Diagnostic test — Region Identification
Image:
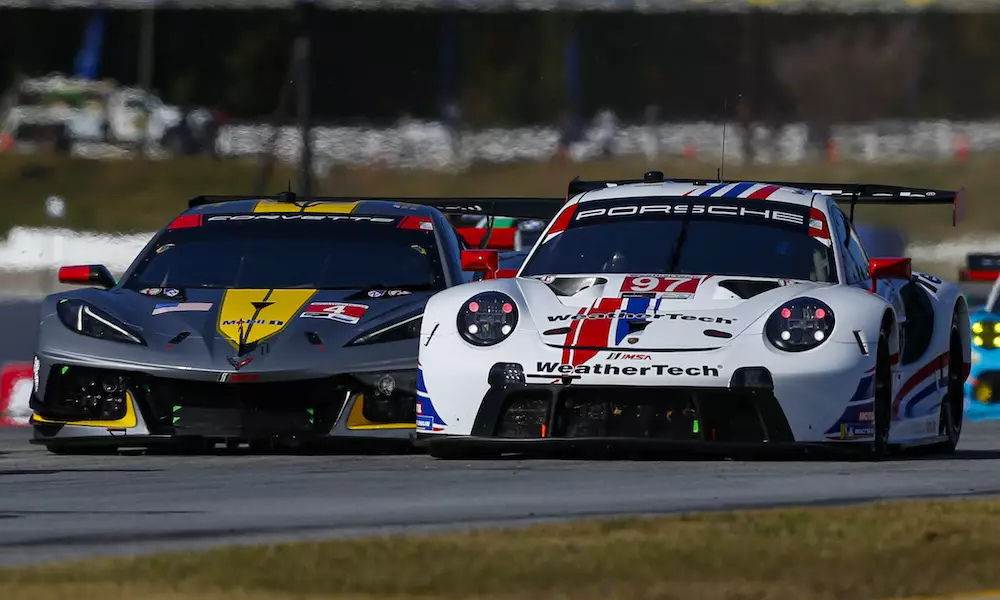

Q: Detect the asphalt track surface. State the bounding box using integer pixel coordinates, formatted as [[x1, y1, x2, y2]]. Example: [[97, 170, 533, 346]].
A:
[[3, 424, 1000, 568], [5, 297, 1000, 571]]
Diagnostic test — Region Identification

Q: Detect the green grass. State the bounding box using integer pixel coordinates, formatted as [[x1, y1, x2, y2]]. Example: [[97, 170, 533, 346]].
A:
[[2, 499, 1000, 600], [0, 152, 993, 244]]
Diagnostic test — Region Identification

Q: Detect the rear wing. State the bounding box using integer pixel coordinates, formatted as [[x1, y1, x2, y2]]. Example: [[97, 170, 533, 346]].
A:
[[187, 192, 566, 251], [567, 175, 965, 226], [960, 253, 1000, 282]]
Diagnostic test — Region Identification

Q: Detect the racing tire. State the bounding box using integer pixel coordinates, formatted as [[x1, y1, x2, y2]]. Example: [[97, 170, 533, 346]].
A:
[[934, 312, 965, 453], [861, 328, 893, 461]]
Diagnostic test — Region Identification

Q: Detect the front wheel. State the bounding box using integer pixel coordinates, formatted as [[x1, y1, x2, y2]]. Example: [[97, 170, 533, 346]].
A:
[[934, 314, 965, 453], [860, 328, 893, 461]]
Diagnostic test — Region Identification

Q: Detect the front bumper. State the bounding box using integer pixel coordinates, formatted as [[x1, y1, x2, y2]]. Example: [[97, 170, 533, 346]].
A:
[[29, 358, 417, 447], [462, 377, 796, 444]]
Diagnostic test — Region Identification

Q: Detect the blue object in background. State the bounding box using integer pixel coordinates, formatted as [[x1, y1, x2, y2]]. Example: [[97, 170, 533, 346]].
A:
[[854, 224, 908, 258], [73, 10, 106, 80], [965, 292, 1000, 421]]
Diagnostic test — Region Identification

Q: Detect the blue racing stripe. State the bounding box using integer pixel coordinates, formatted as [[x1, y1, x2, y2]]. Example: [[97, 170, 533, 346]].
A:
[[616, 297, 651, 343], [849, 375, 875, 403], [699, 183, 730, 197], [903, 381, 938, 419], [723, 182, 755, 198]]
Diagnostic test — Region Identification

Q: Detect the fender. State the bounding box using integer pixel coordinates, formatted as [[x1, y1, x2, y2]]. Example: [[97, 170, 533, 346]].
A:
[[911, 271, 971, 367]]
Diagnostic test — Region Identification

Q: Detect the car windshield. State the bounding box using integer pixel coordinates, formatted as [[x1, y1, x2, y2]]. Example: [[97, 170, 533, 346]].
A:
[[121, 214, 445, 291], [520, 197, 838, 283]]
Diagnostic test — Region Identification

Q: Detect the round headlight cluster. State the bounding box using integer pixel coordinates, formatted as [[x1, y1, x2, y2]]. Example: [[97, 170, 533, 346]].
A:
[[457, 292, 519, 346], [765, 297, 835, 352], [972, 320, 1000, 350]]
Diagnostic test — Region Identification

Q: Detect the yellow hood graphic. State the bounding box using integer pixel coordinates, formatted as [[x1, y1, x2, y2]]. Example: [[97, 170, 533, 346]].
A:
[[217, 289, 316, 351]]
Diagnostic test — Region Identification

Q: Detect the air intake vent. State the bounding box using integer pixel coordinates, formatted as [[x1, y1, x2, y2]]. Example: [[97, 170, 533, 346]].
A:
[[718, 279, 781, 299], [543, 276, 608, 297]]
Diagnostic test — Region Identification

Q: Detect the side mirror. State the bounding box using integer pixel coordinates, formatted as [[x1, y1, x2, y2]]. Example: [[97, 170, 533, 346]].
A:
[[461, 249, 500, 280], [58, 265, 116, 289], [868, 257, 912, 292], [456, 227, 518, 251]]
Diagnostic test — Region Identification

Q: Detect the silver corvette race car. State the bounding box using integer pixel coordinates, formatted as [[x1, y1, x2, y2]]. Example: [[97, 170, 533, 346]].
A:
[[28, 191, 563, 454]]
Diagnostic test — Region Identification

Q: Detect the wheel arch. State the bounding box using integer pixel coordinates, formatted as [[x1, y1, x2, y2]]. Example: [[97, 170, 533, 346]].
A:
[[954, 294, 972, 365], [880, 308, 900, 359]]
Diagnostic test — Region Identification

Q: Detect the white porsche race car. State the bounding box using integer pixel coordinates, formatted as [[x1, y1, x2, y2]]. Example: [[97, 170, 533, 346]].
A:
[[413, 172, 971, 460]]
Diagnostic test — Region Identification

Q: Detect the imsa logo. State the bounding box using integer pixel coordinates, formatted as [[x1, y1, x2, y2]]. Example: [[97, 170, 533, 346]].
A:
[[606, 352, 652, 360]]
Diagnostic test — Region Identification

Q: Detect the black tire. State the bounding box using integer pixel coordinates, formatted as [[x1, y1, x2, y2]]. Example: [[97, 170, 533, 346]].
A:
[[863, 328, 893, 461], [935, 313, 965, 453]]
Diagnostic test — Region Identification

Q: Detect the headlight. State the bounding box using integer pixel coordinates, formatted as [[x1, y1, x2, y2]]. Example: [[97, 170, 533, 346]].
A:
[[346, 313, 422, 346], [56, 299, 145, 345], [457, 292, 519, 347], [972, 320, 1000, 349], [764, 297, 834, 352]]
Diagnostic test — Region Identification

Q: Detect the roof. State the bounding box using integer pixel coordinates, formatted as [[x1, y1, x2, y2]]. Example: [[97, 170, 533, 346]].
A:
[[573, 180, 817, 207], [186, 198, 439, 218]]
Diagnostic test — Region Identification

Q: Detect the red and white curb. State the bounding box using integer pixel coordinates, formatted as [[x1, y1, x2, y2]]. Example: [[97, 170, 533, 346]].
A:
[[0, 362, 33, 427]]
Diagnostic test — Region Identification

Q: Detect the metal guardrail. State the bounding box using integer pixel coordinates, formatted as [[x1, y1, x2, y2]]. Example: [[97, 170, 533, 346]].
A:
[[2, 0, 1000, 11]]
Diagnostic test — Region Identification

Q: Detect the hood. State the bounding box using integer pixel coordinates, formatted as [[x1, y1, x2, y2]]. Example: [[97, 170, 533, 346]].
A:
[[77, 286, 428, 371], [519, 274, 829, 353]]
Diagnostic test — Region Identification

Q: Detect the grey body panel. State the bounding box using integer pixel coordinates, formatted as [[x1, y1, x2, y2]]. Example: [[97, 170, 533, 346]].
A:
[[29, 201, 488, 447]]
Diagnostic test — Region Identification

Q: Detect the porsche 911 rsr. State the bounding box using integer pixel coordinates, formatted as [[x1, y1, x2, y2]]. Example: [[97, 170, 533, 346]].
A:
[[414, 172, 971, 460], [29, 191, 562, 454]]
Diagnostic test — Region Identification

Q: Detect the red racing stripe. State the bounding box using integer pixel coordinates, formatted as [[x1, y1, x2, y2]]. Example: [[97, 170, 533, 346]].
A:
[[892, 351, 947, 418], [747, 184, 780, 199], [570, 298, 621, 366], [561, 308, 586, 364]]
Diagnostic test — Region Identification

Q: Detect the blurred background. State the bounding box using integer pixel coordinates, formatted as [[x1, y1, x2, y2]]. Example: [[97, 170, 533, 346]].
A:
[[1, 0, 999, 420]]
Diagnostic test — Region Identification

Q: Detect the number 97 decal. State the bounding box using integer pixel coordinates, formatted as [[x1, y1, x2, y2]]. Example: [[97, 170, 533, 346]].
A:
[[622, 276, 702, 294]]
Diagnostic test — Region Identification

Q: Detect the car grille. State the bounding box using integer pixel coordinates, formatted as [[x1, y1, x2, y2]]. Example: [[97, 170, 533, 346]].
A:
[[485, 385, 793, 443], [137, 376, 349, 438]]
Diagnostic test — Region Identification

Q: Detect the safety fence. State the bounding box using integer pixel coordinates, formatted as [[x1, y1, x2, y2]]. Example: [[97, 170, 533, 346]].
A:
[[54, 118, 1000, 171]]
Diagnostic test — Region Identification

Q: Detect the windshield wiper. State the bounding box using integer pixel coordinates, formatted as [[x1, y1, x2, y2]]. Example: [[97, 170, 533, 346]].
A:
[[664, 203, 696, 274]]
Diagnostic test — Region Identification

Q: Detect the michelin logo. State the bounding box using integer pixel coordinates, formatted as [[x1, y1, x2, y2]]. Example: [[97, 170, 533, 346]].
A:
[[548, 312, 734, 324], [535, 362, 720, 377]]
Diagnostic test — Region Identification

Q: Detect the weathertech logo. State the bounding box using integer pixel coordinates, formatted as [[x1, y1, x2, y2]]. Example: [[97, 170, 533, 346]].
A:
[[548, 312, 734, 325], [535, 362, 720, 377]]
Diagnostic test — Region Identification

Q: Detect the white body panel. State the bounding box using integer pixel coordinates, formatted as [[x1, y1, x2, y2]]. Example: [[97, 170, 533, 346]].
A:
[[417, 181, 971, 448]]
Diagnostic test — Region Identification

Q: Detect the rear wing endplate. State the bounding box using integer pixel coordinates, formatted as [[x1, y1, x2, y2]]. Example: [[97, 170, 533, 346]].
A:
[[567, 178, 965, 226]]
